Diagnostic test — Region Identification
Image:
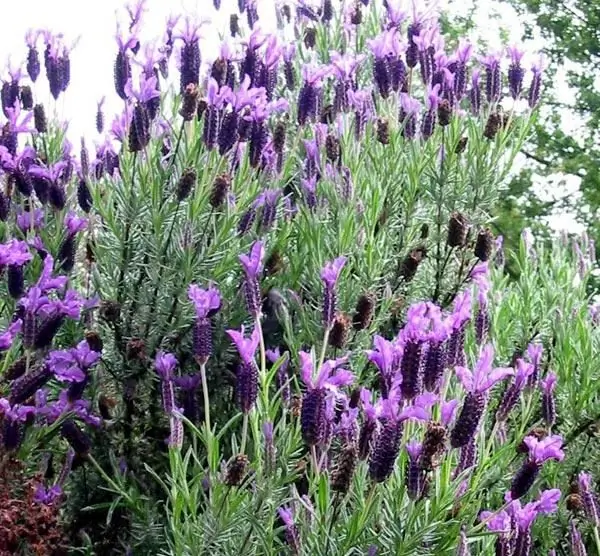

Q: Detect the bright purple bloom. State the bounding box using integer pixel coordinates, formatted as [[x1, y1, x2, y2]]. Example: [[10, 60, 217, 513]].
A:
[[399, 94, 420, 139], [507, 45, 525, 99], [480, 52, 502, 103], [496, 359, 534, 422], [239, 241, 264, 317], [155, 351, 178, 380], [510, 435, 564, 499], [366, 335, 398, 398], [321, 256, 347, 328], [0, 320, 22, 350], [227, 325, 260, 413], [47, 340, 100, 383], [451, 345, 513, 448], [277, 506, 301, 553], [188, 284, 221, 319], [469, 69, 481, 115], [570, 521, 587, 556]]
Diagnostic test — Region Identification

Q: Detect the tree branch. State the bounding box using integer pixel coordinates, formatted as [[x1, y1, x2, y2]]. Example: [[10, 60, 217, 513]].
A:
[[520, 149, 585, 179]]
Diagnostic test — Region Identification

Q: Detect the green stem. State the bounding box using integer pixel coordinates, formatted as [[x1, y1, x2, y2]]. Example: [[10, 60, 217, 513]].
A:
[[200, 361, 213, 468], [593, 526, 600, 555], [240, 412, 249, 455]]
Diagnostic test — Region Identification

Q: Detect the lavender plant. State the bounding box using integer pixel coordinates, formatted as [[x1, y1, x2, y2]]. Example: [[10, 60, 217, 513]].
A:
[[1, 0, 599, 554]]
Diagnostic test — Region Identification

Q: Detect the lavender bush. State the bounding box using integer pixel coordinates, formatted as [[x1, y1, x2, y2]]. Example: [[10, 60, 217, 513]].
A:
[[0, 0, 599, 554]]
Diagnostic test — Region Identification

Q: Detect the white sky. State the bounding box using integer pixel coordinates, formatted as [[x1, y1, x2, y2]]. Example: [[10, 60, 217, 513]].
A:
[[0, 0, 583, 232]]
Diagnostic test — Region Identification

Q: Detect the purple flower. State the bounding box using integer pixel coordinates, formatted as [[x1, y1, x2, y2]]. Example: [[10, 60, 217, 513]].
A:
[[47, 340, 100, 383], [176, 17, 207, 93], [366, 335, 398, 398], [405, 440, 426, 500], [528, 55, 545, 108], [227, 325, 260, 366], [496, 359, 534, 422], [0, 320, 22, 350], [299, 351, 353, 446], [469, 69, 481, 115], [34, 484, 62, 505], [451, 345, 513, 448], [155, 351, 178, 380], [239, 241, 265, 317], [507, 45, 525, 99], [578, 472, 600, 526], [277, 506, 301, 554], [64, 211, 88, 236], [399, 94, 420, 139], [188, 284, 221, 319], [228, 325, 260, 413], [480, 52, 502, 103], [510, 435, 564, 499], [16, 209, 44, 234], [453, 39, 473, 100], [321, 256, 347, 328], [540, 372, 557, 427]]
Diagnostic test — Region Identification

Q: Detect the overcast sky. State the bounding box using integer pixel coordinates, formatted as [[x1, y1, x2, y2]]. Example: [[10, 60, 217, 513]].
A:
[[0, 0, 581, 231]]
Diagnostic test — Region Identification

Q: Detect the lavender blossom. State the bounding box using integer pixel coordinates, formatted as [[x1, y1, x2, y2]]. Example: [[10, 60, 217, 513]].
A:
[[278, 506, 301, 554], [297, 65, 329, 125], [481, 52, 502, 103], [469, 69, 481, 115], [299, 351, 353, 446], [451, 345, 513, 448], [399, 94, 420, 139], [421, 84, 441, 140], [366, 335, 398, 398], [188, 284, 221, 363], [405, 440, 426, 500], [25, 30, 41, 82], [578, 472, 600, 526], [239, 240, 265, 317], [528, 56, 544, 109], [155, 351, 178, 414], [369, 392, 433, 483], [496, 359, 534, 422], [453, 39, 472, 100], [507, 45, 525, 99], [510, 435, 564, 499], [177, 17, 205, 93], [321, 256, 347, 329], [227, 326, 260, 413], [540, 372, 557, 428], [47, 340, 100, 383]]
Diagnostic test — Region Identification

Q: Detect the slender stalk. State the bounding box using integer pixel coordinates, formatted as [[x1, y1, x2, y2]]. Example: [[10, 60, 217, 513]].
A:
[[199, 361, 213, 469], [593, 526, 600, 555], [433, 127, 446, 303], [240, 412, 249, 455]]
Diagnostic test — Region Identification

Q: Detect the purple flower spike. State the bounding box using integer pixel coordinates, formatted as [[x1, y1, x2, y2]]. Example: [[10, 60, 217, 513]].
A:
[[510, 434, 564, 499], [578, 472, 600, 527], [405, 440, 426, 500], [495, 359, 534, 422], [528, 55, 545, 108], [299, 351, 352, 447], [321, 256, 347, 329], [239, 241, 265, 317], [469, 69, 481, 115], [507, 45, 525, 99], [540, 372, 557, 427], [570, 521, 587, 556], [366, 335, 398, 398], [177, 17, 207, 93], [227, 326, 260, 413], [451, 345, 513, 448], [278, 506, 301, 554], [480, 52, 502, 103]]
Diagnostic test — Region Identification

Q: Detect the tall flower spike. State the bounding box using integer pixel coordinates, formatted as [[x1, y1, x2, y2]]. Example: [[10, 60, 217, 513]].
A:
[[507, 45, 525, 99], [177, 17, 206, 93], [278, 507, 301, 555], [570, 521, 587, 556], [510, 434, 564, 499], [227, 326, 260, 413], [540, 372, 557, 428], [495, 359, 534, 422], [578, 472, 600, 527], [239, 241, 265, 317], [451, 345, 513, 448], [480, 52, 502, 103], [299, 350, 353, 447], [528, 55, 544, 109], [321, 256, 347, 329], [188, 284, 221, 364]]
